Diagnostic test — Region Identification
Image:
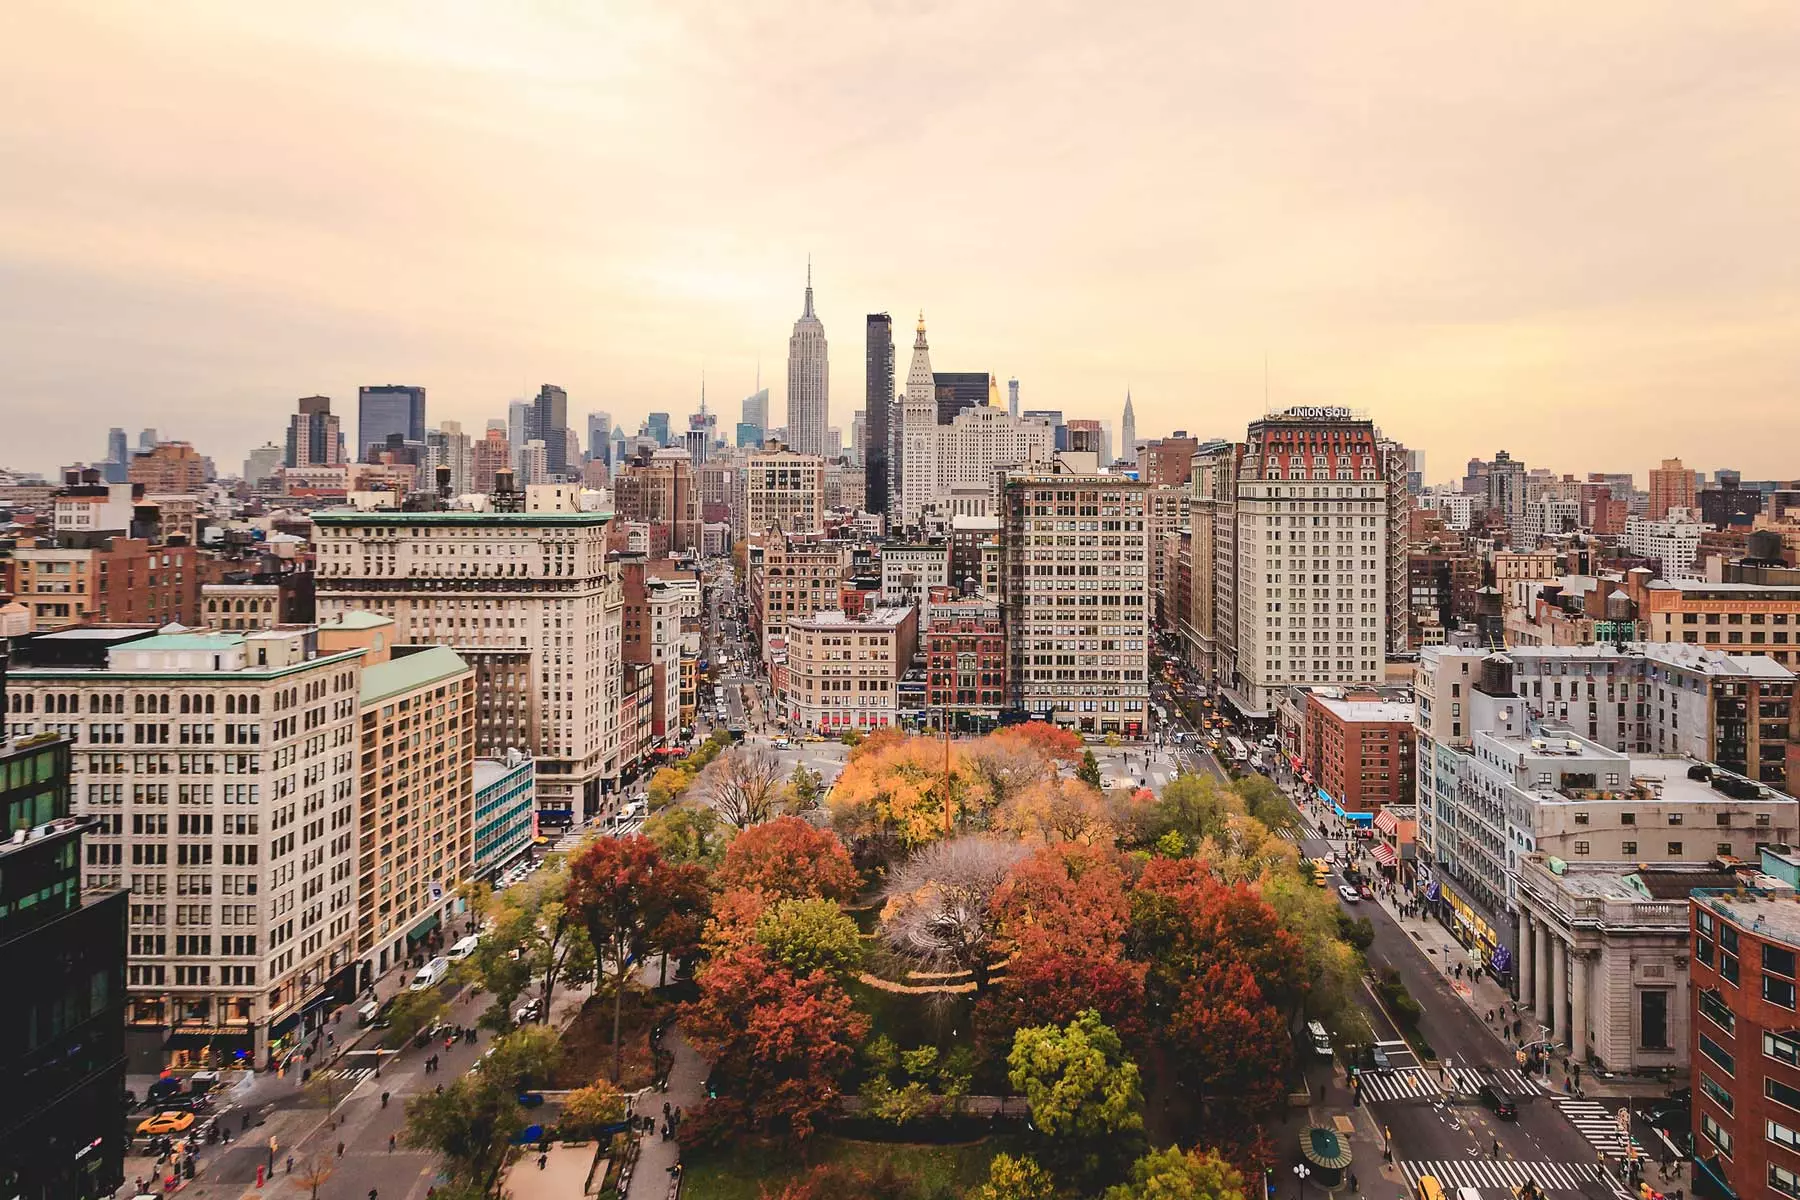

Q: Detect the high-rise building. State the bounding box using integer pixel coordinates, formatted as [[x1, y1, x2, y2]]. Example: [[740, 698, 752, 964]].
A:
[[313, 502, 625, 823], [865, 313, 894, 515], [932, 372, 987, 426], [10, 626, 364, 1071], [0, 717, 127, 1200], [127, 442, 206, 494], [643, 413, 671, 447], [1231, 406, 1387, 714], [426, 421, 474, 496], [472, 428, 512, 493], [287, 395, 343, 468], [614, 448, 700, 552], [1649, 456, 1698, 520], [785, 262, 829, 457], [742, 387, 769, 436], [746, 447, 826, 536], [137, 429, 157, 452], [243, 442, 283, 489], [508, 400, 532, 460], [898, 314, 937, 528], [103, 427, 129, 483], [849, 409, 866, 470], [1121, 392, 1137, 465], [533, 385, 569, 478], [999, 457, 1151, 733], [735, 422, 763, 449], [1188, 441, 1242, 686], [586, 412, 613, 466], [357, 385, 426, 462], [1007, 379, 1020, 419]]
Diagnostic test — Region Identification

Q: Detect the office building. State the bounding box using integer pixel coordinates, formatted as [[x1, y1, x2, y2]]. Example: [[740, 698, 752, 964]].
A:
[[742, 387, 768, 437], [881, 544, 950, 617], [1627, 510, 1706, 580], [1188, 441, 1242, 687], [1299, 687, 1416, 818], [312, 502, 624, 824], [127, 442, 206, 494], [9, 539, 202, 632], [614, 448, 699, 552], [1140, 435, 1200, 488], [533, 384, 569, 479], [286, 396, 344, 469], [1231, 406, 1388, 716], [8, 626, 365, 1070], [643, 412, 671, 447], [426, 421, 474, 497], [473, 751, 534, 879], [736, 421, 763, 450], [618, 557, 691, 751], [357, 385, 427, 462], [1649, 458, 1698, 521], [999, 457, 1150, 734], [748, 533, 851, 659], [932, 371, 988, 426], [1640, 578, 1800, 670], [924, 593, 1006, 722], [471, 428, 512, 494], [0, 725, 128, 1200], [780, 607, 918, 733], [1007, 379, 1019, 419], [586, 412, 613, 467], [849, 409, 866, 470], [786, 264, 829, 457], [508, 400, 532, 460], [105, 427, 129, 483], [746, 446, 826, 535], [244, 443, 284, 490]]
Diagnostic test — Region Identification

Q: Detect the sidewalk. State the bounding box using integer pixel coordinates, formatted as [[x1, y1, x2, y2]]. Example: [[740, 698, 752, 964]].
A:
[[623, 1028, 705, 1200]]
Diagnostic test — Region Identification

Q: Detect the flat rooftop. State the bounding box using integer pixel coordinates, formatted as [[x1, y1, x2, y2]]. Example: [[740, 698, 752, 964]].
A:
[[790, 606, 914, 629], [1540, 861, 1742, 903], [1696, 890, 1800, 950]]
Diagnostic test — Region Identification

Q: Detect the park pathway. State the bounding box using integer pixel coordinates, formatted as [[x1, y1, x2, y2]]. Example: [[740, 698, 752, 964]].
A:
[[623, 1027, 705, 1199]]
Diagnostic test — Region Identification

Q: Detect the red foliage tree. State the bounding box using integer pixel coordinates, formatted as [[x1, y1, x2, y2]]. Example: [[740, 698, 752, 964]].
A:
[[1165, 959, 1292, 1119], [994, 842, 1133, 957], [565, 835, 710, 1080], [977, 948, 1148, 1049], [682, 947, 869, 1145], [1128, 857, 1306, 1015], [988, 721, 1086, 762], [715, 816, 859, 904]]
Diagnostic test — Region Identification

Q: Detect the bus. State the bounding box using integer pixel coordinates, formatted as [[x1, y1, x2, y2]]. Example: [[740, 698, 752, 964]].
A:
[[1224, 736, 1250, 764]]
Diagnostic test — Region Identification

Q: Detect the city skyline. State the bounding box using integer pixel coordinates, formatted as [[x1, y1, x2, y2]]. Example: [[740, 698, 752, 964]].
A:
[[5, 5, 1800, 478]]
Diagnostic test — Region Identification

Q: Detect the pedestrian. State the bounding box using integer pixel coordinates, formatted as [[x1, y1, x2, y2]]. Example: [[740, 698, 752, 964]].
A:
[[1492, 1140, 1500, 1159], [381, 1090, 390, 1108], [337, 1141, 345, 1158], [287, 1154, 294, 1174], [389, 1133, 397, 1153], [1349, 1174, 1358, 1192], [539, 1152, 549, 1169]]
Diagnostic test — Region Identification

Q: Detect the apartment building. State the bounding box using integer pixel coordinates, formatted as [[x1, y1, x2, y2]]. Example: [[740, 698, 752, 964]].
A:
[[619, 557, 689, 745], [1144, 484, 1188, 618], [7, 626, 364, 1071], [1300, 687, 1416, 819], [781, 607, 918, 733], [924, 593, 1005, 721], [311, 502, 623, 823], [1232, 407, 1389, 718], [614, 448, 699, 552], [1186, 441, 1238, 683], [748, 532, 851, 661], [317, 617, 475, 986], [999, 457, 1150, 735], [880, 543, 950, 618], [127, 442, 206, 494], [1641, 579, 1800, 669], [8, 539, 202, 632], [745, 446, 826, 535]]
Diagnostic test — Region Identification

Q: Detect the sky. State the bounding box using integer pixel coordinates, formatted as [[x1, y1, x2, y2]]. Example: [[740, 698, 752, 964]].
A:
[[3, 1, 1799, 484]]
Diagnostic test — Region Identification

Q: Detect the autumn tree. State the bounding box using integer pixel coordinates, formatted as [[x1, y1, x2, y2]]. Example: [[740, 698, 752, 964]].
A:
[[990, 721, 1086, 763], [965, 733, 1058, 810], [1165, 960, 1291, 1119], [1102, 1145, 1249, 1200], [566, 835, 711, 1080], [642, 803, 729, 869], [714, 816, 858, 903], [682, 947, 869, 1145], [994, 842, 1132, 956], [787, 764, 824, 811], [1231, 773, 1293, 831], [1123, 771, 1243, 849], [828, 735, 995, 849], [970, 1153, 1060, 1200], [403, 1072, 523, 1188], [1007, 1009, 1143, 1140], [880, 836, 1026, 991], [702, 745, 788, 827], [758, 1162, 913, 1200], [466, 862, 595, 1032], [647, 765, 696, 812], [1127, 856, 1306, 1017], [559, 1078, 626, 1139], [993, 776, 1118, 845], [755, 897, 864, 980], [977, 950, 1148, 1051]]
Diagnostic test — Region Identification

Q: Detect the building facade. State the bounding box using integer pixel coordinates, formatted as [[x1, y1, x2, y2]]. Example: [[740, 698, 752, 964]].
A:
[[357, 385, 427, 462], [780, 607, 918, 733], [473, 751, 535, 876], [924, 594, 1005, 721], [786, 266, 829, 458], [746, 447, 826, 535]]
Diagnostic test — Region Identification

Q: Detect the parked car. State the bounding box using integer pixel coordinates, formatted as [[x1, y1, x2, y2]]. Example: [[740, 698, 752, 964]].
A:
[[136, 1111, 196, 1137], [1337, 884, 1362, 904], [1478, 1082, 1519, 1119], [516, 998, 543, 1025]]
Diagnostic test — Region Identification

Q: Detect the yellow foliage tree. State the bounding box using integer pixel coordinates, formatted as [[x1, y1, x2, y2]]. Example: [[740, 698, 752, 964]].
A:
[[992, 776, 1118, 846], [827, 736, 994, 849]]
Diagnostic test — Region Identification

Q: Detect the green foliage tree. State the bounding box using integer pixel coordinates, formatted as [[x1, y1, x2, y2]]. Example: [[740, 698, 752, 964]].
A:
[[787, 764, 824, 811], [383, 987, 447, 1043], [464, 863, 595, 1033], [1007, 1009, 1143, 1140], [971, 1153, 1060, 1200], [1076, 750, 1103, 790], [1230, 774, 1292, 830], [643, 803, 729, 869], [754, 897, 864, 979], [1102, 1145, 1249, 1200], [478, 1024, 561, 1091], [402, 1073, 523, 1189]]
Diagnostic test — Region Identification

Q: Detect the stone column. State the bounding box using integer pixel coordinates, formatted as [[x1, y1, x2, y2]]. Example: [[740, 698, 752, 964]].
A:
[[1552, 936, 1569, 1050], [1534, 920, 1552, 1027], [1517, 911, 1535, 1010], [1571, 947, 1589, 1063]]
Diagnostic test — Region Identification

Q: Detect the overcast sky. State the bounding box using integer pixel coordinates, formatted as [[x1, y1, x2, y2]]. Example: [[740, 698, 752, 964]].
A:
[[4, 1, 1798, 483]]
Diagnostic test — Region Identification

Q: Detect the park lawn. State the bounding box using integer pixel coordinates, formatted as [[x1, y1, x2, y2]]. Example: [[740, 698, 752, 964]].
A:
[[681, 1134, 1015, 1200]]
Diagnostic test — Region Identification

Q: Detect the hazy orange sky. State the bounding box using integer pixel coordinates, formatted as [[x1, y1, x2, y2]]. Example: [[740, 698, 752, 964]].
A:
[[4, 2, 1799, 482]]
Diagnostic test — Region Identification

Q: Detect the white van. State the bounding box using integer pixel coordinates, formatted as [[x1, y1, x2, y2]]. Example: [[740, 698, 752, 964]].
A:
[[1306, 1020, 1333, 1058], [447, 935, 480, 962], [409, 955, 450, 991]]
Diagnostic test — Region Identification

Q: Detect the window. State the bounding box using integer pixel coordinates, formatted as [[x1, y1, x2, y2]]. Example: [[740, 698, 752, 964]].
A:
[[1575, 812, 1590, 825], [1767, 1076, 1800, 1113], [1621, 812, 1637, 825], [1765, 975, 1796, 1009], [1718, 843, 1734, 856], [1669, 842, 1684, 856], [1699, 989, 1736, 1035], [1703, 1111, 1734, 1157], [1700, 1032, 1736, 1075], [1702, 1072, 1735, 1114], [1773, 1165, 1800, 1200], [1770, 1119, 1800, 1153], [1642, 988, 1670, 1050], [1669, 812, 1685, 825], [1767, 946, 1797, 977], [1767, 1031, 1800, 1066], [1574, 841, 1591, 855], [1623, 841, 1639, 856]]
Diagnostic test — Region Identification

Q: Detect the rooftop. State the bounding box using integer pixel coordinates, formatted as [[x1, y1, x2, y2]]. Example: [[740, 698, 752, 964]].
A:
[[312, 510, 613, 526], [790, 606, 915, 630], [1650, 579, 1800, 595], [474, 755, 533, 788], [361, 646, 471, 705], [320, 612, 394, 631], [1695, 889, 1800, 949], [1314, 695, 1416, 724], [1531, 858, 1741, 903], [118, 633, 244, 653]]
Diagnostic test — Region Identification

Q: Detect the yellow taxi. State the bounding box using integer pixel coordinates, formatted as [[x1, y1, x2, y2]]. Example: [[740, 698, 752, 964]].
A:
[[136, 1110, 196, 1136]]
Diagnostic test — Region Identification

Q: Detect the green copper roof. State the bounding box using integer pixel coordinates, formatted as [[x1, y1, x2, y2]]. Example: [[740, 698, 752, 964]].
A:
[[360, 646, 472, 705]]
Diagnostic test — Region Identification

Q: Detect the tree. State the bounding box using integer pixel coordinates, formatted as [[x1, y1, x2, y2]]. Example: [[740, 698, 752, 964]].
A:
[[1075, 749, 1103, 790], [994, 842, 1133, 957], [702, 745, 788, 827], [1165, 960, 1291, 1119], [880, 836, 1027, 992], [787, 763, 824, 811], [403, 1073, 523, 1188], [1007, 1008, 1143, 1140], [682, 947, 869, 1144], [560, 1079, 626, 1139], [715, 816, 858, 903], [1127, 857, 1307, 1017], [759, 1162, 913, 1200], [382, 987, 447, 1043], [642, 803, 729, 869], [970, 1153, 1060, 1200], [1102, 1145, 1249, 1200], [465, 863, 595, 1032], [1125, 772, 1242, 848], [566, 835, 711, 1080], [647, 765, 695, 812], [1231, 774, 1292, 831], [827, 735, 995, 849], [993, 776, 1118, 846], [978, 949, 1148, 1049], [478, 1025, 561, 1091], [988, 721, 1085, 763], [965, 734, 1058, 810], [292, 1152, 336, 1200], [755, 897, 864, 980]]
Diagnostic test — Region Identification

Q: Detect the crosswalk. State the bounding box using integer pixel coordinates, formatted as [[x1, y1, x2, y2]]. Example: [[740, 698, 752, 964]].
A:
[[1400, 1158, 1612, 1194], [309, 1065, 375, 1085], [1557, 1098, 1646, 1158], [1357, 1065, 1545, 1104]]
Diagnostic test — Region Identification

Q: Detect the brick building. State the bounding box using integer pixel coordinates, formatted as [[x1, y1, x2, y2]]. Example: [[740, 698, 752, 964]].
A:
[[127, 442, 206, 494], [924, 592, 1005, 723], [1300, 686, 1416, 819]]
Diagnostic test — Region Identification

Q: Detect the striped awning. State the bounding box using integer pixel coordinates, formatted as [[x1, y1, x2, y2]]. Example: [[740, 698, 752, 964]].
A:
[[1370, 842, 1398, 867]]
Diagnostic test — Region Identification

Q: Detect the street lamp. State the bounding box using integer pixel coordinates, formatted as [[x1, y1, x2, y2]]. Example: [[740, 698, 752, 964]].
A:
[[1293, 1161, 1313, 1200]]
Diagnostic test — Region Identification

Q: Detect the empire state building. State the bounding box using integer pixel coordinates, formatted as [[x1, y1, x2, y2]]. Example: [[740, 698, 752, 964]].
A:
[[785, 262, 829, 458]]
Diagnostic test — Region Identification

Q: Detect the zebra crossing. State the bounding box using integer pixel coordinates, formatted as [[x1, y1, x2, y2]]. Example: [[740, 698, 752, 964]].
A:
[[1400, 1158, 1611, 1194], [1356, 1065, 1545, 1104], [1557, 1098, 1646, 1158], [309, 1065, 375, 1085]]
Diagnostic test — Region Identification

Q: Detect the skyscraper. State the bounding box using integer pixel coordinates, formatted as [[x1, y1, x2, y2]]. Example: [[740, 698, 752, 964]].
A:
[[644, 413, 672, 447], [742, 385, 769, 435], [899, 313, 936, 528], [1121, 391, 1137, 465], [587, 411, 612, 466], [865, 313, 894, 515], [286, 394, 343, 468], [932, 372, 988, 425], [533, 384, 569, 478], [357, 385, 426, 461], [1007, 378, 1020, 419], [786, 261, 829, 457], [1649, 457, 1697, 520], [103, 427, 128, 483]]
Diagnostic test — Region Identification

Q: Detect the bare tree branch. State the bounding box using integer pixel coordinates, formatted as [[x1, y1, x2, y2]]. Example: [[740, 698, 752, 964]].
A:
[[702, 746, 787, 828], [879, 836, 1028, 992]]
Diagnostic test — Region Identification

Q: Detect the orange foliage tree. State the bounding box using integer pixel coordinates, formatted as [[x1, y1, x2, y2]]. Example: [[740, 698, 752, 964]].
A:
[[826, 735, 994, 850], [987, 722, 1086, 763]]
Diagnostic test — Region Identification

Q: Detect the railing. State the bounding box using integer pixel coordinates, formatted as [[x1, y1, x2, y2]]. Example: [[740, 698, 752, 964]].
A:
[[1518, 858, 1692, 930]]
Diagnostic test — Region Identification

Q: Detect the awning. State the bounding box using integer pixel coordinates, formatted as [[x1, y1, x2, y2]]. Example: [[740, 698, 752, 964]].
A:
[[1370, 843, 1398, 867], [405, 911, 441, 944], [1302, 1127, 1352, 1169]]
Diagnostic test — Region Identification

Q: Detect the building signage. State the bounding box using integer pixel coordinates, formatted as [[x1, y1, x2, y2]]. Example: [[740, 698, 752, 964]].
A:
[[1277, 406, 1355, 421]]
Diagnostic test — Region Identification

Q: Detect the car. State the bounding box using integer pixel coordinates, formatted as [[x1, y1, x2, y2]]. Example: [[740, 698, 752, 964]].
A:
[[1337, 884, 1361, 904], [1477, 1082, 1519, 1119], [1368, 1044, 1392, 1072], [516, 998, 543, 1025], [136, 1111, 196, 1137]]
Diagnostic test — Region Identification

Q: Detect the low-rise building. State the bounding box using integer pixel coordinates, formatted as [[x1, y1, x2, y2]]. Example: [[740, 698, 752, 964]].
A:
[[781, 607, 918, 733], [473, 751, 535, 880], [1300, 687, 1416, 821], [924, 593, 1005, 725]]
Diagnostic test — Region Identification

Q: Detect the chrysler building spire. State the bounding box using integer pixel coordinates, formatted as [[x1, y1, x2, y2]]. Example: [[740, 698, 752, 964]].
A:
[[1121, 390, 1137, 465]]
